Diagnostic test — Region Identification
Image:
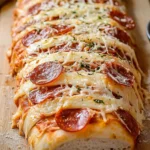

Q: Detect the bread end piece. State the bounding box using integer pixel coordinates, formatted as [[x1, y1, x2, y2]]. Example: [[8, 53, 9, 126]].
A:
[[56, 138, 132, 150], [28, 115, 135, 150]]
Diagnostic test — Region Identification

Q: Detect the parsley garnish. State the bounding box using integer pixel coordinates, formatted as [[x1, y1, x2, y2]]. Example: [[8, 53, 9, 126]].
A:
[[77, 87, 81, 92], [94, 99, 104, 104], [101, 55, 105, 57], [73, 36, 76, 41], [87, 42, 95, 48], [77, 72, 83, 76], [98, 16, 102, 20], [80, 62, 85, 68], [88, 72, 94, 75], [80, 62, 90, 69]]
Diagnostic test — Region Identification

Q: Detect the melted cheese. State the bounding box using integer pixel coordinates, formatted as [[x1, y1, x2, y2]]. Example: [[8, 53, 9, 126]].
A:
[[13, 3, 124, 33], [22, 95, 123, 137], [13, 18, 122, 42], [23, 85, 144, 138], [14, 69, 144, 136], [19, 52, 141, 84], [25, 33, 134, 55], [15, 72, 106, 100]]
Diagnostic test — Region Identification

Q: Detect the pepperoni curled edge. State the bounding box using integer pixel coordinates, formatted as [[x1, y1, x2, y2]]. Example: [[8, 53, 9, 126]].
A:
[[104, 62, 134, 87], [93, 0, 119, 5], [28, 0, 120, 16], [22, 25, 74, 47], [100, 25, 132, 46], [55, 109, 91, 132], [115, 109, 140, 139], [29, 62, 63, 85], [29, 86, 63, 104], [28, 3, 42, 15], [110, 10, 135, 30]]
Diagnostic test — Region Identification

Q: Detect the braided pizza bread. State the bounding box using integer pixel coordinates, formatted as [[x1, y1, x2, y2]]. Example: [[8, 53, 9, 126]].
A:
[[8, 0, 146, 149]]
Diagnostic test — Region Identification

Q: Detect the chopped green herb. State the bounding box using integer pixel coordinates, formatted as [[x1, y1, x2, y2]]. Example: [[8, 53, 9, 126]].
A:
[[80, 62, 90, 69], [94, 99, 104, 104], [73, 36, 76, 41], [88, 72, 94, 75], [77, 72, 83, 76], [77, 87, 81, 92], [97, 46, 101, 49], [98, 16, 102, 20], [72, 11, 76, 14], [83, 15, 86, 18], [37, 45, 40, 48], [87, 42, 95, 48], [95, 7, 99, 10], [101, 55, 105, 57]]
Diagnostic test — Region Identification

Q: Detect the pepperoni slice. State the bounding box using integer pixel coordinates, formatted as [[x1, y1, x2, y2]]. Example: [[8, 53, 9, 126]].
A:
[[93, 0, 119, 5], [22, 28, 52, 47], [101, 26, 132, 46], [28, 0, 63, 16], [115, 109, 140, 139], [52, 25, 75, 35], [50, 16, 60, 21], [110, 10, 135, 30], [28, 1, 56, 15], [104, 62, 134, 86], [114, 28, 132, 45], [100, 46, 124, 58], [96, 46, 132, 62], [55, 109, 91, 132], [28, 3, 41, 15], [22, 30, 39, 47], [29, 62, 63, 85], [29, 86, 63, 104], [22, 25, 74, 47]]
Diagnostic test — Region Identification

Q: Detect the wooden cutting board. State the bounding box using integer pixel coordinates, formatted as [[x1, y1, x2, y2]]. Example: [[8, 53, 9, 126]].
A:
[[0, 0, 150, 150]]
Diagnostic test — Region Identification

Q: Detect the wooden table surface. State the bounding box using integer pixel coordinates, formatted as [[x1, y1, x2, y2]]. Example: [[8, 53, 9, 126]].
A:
[[0, 0, 150, 150]]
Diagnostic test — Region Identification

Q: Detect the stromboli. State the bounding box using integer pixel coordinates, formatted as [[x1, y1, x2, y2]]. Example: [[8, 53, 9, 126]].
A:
[[9, 0, 147, 150]]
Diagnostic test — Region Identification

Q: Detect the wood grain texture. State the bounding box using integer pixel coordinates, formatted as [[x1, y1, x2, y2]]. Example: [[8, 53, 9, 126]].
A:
[[0, 0, 150, 150], [0, 1, 28, 150]]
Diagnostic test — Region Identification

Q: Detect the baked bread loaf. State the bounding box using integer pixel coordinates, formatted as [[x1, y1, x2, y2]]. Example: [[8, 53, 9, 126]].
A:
[[8, 0, 145, 149]]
